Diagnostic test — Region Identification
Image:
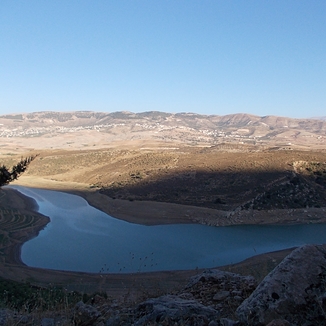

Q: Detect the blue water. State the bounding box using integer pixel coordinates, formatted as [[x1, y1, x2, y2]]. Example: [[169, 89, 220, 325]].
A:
[[10, 186, 326, 274]]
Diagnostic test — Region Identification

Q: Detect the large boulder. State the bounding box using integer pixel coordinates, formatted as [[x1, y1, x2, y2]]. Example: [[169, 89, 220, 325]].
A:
[[73, 301, 101, 325], [133, 294, 220, 325], [236, 244, 326, 325], [184, 269, 257, 319]]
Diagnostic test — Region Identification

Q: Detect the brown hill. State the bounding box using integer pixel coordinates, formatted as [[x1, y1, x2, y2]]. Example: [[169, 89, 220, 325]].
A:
[[1, 111, 325, 151], [30, 148, 326, 210]]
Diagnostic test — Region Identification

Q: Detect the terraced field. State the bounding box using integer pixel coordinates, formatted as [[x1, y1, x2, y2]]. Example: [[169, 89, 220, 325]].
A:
[[0, 209, 39, 232], [0, 189, 49, 265]]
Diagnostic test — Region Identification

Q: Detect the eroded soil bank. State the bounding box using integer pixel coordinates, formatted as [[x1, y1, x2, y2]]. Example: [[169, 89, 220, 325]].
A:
[[11, 176, 326, 226]]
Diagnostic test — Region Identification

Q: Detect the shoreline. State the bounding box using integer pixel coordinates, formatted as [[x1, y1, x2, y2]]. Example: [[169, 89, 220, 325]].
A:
[[11, 177, 326, 227], [2, 186, 39, 213], [0, 180, 325, 297], [12, 177, 231, 226], [0, 186, 295, 298], [1, 187, 50, 266]]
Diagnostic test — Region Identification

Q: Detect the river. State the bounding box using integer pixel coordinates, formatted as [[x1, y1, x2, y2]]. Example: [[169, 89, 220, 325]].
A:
[[10, 186, 326, 273]]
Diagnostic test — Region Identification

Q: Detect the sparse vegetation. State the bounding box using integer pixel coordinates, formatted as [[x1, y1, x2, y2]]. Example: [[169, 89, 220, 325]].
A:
[[0, 156, 36, 187], [0, 277, 84, 311], [244, 174, 326, 210]]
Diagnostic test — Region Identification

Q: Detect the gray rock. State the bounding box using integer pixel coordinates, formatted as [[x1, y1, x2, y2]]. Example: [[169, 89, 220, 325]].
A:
[[183, 269, 257, 319], [236, 244, 326, 325], [186, 269, 256, 290], [106, 316, 123, 326], [219, 317, 241, 326], [266, 319, 292, 326], [213, 291, 230, 301], [0, 310, 43, 326], [134, 294, 220, 325], [233, 295, 243, 302], [41, 318, 55, 326], [17, 314, 30, 324], [208, 320, 219, 326], [0, 310, 9, 326], [73, 301, 101, 326]]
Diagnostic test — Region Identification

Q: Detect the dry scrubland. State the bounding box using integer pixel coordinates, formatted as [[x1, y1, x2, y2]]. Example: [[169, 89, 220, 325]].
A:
[[4, 145, 326, 225]]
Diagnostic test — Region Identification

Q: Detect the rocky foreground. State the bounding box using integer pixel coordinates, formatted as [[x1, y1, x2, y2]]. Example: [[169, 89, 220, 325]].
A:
[[1, 244, 325, 325]]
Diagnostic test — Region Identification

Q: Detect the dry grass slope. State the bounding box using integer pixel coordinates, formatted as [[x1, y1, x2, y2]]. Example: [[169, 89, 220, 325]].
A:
[[16, 147, 326, 213]]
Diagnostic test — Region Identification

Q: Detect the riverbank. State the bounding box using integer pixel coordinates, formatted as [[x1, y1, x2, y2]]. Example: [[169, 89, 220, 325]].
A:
[[0, 186, 202, 298], [0, 187, 49, 265], [11, 176, 326, 226], [11, 176, 230, 225], [0, 181, 293, 299]]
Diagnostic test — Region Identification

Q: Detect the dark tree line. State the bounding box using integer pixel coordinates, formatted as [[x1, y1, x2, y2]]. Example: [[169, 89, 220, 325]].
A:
[[0, 156, 36, 187]]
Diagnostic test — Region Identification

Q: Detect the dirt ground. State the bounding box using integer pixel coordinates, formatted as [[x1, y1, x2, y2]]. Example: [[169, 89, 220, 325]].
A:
[[9, 146, 326, 226]]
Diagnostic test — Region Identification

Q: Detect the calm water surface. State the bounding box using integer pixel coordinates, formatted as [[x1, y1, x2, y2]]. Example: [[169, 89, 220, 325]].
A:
[[11, 186, 326, 273]]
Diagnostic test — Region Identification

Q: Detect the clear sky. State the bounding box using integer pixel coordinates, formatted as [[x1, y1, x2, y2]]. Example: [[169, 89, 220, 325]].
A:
[[0, 1, 325, 118]]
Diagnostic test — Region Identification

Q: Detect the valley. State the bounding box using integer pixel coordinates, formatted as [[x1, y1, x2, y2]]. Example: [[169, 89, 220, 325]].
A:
[[0, 111, 326, 324]]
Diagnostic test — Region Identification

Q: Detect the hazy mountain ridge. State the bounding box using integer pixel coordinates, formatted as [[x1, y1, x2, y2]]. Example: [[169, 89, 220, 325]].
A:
[[1, 110, 325, 129], [1, 111, 325, 149]]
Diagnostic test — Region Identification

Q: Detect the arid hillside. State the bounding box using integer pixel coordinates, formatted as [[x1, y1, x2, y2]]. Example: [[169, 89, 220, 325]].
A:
[[1, 111, 325, 152], [3, 146, 326, 215], [1, 110, 326, 225]]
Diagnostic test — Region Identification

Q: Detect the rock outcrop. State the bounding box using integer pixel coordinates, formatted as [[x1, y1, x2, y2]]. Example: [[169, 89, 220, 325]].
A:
[[73, 301, 101, 325], [132, 294, 220, 325], [182, 269, 257, 319], [2, 244, 326, 325], [236, 244, 326, 325]]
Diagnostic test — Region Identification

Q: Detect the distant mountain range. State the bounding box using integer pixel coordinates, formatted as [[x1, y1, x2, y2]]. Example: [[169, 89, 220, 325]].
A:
[[0, 111, 325, 149], [311, 116, 326, 121]]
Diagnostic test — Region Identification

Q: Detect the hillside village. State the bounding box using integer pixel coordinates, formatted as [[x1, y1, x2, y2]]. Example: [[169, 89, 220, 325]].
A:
[[0, 111, 325, 149]]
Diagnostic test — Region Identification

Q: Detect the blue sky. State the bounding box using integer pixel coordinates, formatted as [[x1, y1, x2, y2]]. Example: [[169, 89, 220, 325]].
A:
[[0, 1, 325, 118]]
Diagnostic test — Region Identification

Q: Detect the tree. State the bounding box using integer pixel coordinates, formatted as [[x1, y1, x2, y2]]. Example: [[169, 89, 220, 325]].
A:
[[0, 156, 36, 187]]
